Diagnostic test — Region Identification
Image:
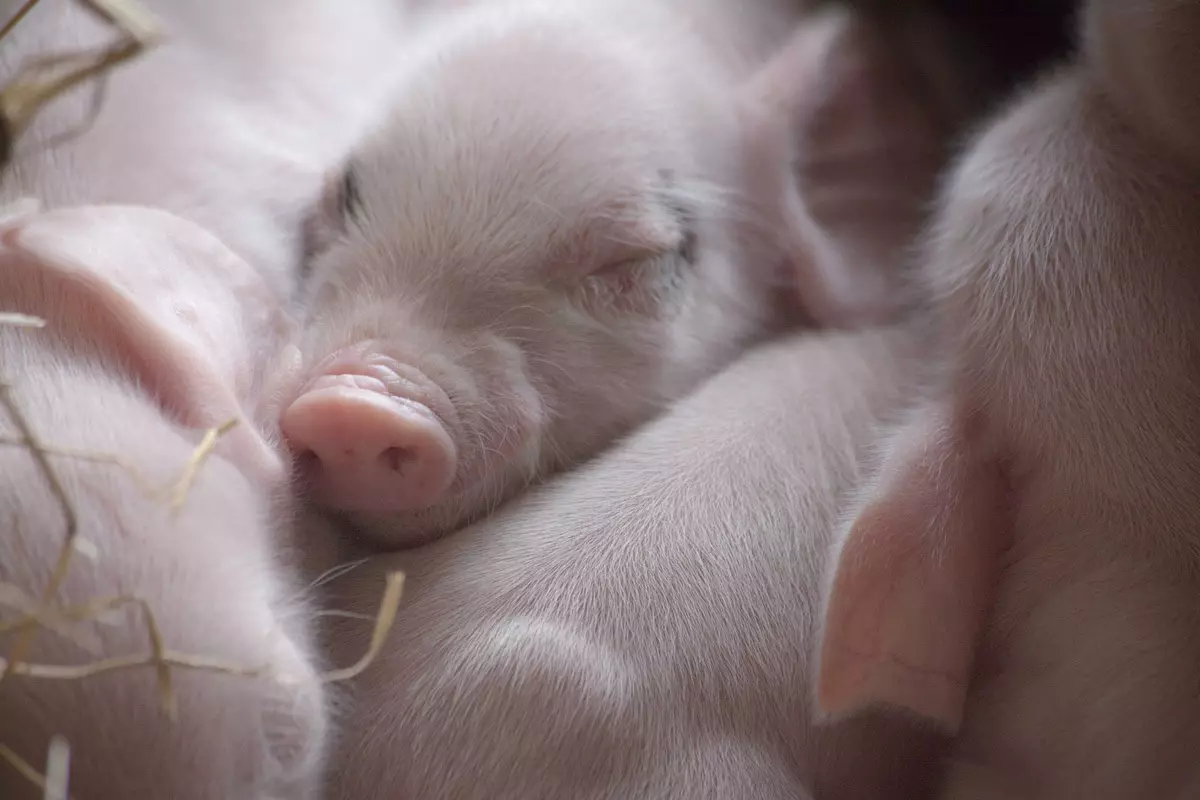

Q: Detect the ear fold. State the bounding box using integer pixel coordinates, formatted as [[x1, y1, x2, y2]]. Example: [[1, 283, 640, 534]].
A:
[[737, 7, 964, 329], [815, 399, 1010, 733], [0, 205, 286, 486]]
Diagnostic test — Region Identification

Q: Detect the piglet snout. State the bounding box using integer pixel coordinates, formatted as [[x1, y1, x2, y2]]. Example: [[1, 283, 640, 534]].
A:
[[282, 362, 457, 512]]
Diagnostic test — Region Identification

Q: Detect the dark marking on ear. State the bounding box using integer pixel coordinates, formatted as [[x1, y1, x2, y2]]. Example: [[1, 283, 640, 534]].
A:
[[676, 218, 698, 265], [0, 114, 12, 176], [340, 165, 364, 222], [657, 168, 699, 265], [300, 164, 360, 271]]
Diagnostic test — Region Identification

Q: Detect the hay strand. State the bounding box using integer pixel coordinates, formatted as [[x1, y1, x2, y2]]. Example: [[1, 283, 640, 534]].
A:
[[0, 370, 408, 793], [0, 743, 51, 795], [0, 383, 81, 680], [0, 0, 39, 42], [319, 571, 406, 684], [167, 418, 237, 515], [0, 0, 161, 171], [0, 437, 156, 494], [0, 2, 409, 766], [0, 313, 45, 328], [41, 736, 69, 800], [0, 584, 107, 653], [0, 738, 74, 800]]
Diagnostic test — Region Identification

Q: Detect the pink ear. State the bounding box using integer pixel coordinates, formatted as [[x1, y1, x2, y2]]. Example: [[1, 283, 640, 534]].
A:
[[737, 7, 957, 329], [0, 205, 286, 485], [815, 401, 1010, 733]]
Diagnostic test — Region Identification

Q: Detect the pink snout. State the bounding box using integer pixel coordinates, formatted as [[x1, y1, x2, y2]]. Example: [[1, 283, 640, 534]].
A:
[[281, 374, 457, 512]]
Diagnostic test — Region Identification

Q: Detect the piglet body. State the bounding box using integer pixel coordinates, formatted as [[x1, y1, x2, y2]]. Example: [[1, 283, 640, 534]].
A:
[[285, 2, 970, 547], [814, 1, 1200, 797], [0, 205, 329, 799], [313, 328, 947, 800]]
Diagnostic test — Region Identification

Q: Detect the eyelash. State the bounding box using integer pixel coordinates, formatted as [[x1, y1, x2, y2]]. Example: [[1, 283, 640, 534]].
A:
[[339, 169, 364, 221], [579, 239, 695, 314]]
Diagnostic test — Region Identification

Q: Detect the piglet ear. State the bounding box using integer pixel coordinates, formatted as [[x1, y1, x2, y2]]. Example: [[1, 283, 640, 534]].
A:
[[815, 400, 1010, 733], [737, 7, 966, 329], [0, 205, 286, 485]]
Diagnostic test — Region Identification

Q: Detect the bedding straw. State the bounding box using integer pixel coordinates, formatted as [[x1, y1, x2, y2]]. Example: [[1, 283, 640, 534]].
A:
[[0, 313, 407, 800], [0, 0, 160, 172], [0, 6, 407, 793]]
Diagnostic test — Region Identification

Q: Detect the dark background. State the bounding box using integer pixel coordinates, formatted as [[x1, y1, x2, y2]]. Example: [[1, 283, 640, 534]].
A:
[[929, 0, 1078, 90], [840, 0, 1079, 98]]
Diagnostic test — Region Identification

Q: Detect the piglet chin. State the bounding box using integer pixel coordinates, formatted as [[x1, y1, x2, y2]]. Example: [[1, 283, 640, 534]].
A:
[[281, 374, 458, 513]]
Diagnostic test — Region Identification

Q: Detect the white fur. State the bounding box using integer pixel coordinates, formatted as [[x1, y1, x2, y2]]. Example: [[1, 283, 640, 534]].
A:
[[0, 0, 407, 298], [813, 1, 1200, 797], [309, 328, 949, 800], [282, 1, 972, 546], [0, 206, 333, 799]]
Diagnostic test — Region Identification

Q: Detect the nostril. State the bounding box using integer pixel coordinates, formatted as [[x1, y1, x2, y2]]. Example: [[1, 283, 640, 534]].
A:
[[281, 381, 458, 512], [380, 445, 415, 474]]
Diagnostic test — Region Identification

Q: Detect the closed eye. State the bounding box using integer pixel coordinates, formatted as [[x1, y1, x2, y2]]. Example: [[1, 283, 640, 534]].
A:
[[579, 213, 698, 315], [564, 172, 702, 314]]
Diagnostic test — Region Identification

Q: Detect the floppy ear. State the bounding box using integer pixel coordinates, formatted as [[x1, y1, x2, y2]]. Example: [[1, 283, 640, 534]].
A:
[[0, 205, 286, 485], [815, 399, 1010, 733], [736, 7, 958, 329]]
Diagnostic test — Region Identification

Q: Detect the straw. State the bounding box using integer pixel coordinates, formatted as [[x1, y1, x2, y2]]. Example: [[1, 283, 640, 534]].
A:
[[0, 0, 161, 173]]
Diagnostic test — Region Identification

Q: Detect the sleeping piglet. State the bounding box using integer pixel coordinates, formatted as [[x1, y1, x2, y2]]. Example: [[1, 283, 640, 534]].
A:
[[814, 0, 1200, 797], [281, 1, 969, 547], [0, 204, 329, 799], [311, 326, 947, 800]]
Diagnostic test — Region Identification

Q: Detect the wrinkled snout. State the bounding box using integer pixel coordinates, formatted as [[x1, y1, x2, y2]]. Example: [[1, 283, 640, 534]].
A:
[[281, 353, 458, 513]]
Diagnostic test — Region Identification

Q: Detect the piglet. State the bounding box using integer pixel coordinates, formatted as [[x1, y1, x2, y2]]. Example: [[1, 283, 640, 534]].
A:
[[282, 1, 969, 547], [814, 0, 1200, 797], [0, 204, 329, 799], [310, 326, 946, 800]]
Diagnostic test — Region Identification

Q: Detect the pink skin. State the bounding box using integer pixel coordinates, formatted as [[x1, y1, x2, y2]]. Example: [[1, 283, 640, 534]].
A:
[[283, 345, 459, 510], [814, 1, 1200, 797], [0, 0, 407, 297], [0, 1, 409, 792], [306, 328, 948, 800], [281, 1, 970, 547], [0, 206, 329, 800]]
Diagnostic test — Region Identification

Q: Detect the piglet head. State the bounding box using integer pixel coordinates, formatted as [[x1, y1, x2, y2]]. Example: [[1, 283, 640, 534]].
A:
[[283, 4, 970, 549], [283, 6, 815, 547]]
